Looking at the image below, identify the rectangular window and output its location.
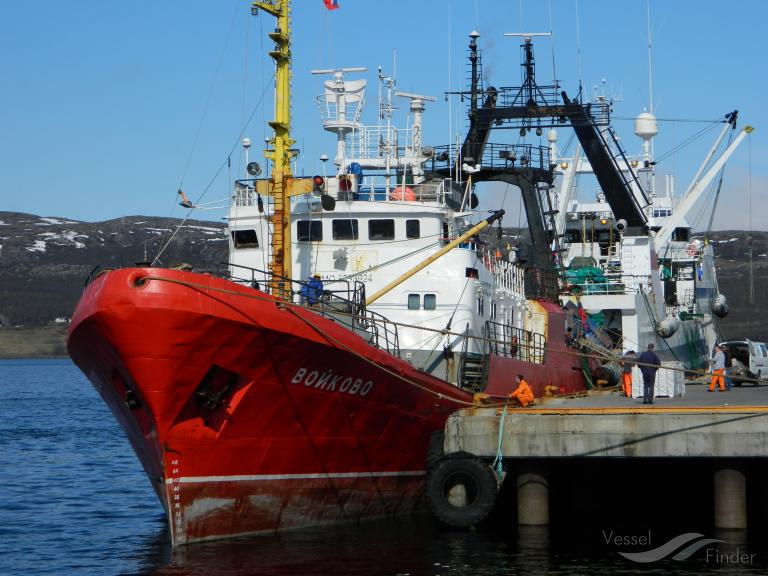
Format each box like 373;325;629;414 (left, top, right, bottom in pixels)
408;294;420;310
332;219;359;240
424;294;436;310
466;267;479;279
297;220;323;241
406;219;421;239
369;219;395;240
231;229;259;248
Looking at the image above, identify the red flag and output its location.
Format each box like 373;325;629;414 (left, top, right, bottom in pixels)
323;0;340;10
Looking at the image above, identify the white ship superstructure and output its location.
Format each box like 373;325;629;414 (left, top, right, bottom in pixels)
227;67;529;383
551;106;746;369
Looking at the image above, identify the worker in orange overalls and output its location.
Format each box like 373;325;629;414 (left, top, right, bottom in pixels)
620;350;637;398
509;374;534;407
709;344;726;392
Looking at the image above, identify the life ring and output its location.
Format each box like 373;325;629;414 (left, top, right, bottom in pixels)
338;175;353;192
390;186;415;201
426;453;498;527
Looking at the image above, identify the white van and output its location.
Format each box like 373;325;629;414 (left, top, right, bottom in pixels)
720;340;768;386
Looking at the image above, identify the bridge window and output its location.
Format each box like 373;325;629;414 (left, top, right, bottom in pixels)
297;220;323;241
672;228;690;242
369;219;395;240
408;294;420;310
406;219;421;239
231;229;259;249
332;219;359;240
424;294;436;310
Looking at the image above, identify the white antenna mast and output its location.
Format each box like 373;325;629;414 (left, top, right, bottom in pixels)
395;91;436;169
311;67;367;165
646;0;654;114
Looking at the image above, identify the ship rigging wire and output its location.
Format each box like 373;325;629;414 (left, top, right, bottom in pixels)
176;1;242;199
153;73;275;265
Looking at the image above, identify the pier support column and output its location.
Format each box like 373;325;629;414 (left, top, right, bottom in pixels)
714;465;747;530
517;465;549;526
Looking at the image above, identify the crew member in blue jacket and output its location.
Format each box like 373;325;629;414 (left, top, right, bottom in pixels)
637;343;661;405
300;274;324;306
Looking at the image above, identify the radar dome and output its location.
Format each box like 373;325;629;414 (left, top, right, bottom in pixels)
634;111;658;139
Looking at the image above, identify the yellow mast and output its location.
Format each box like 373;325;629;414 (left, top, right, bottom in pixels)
253;0;294;298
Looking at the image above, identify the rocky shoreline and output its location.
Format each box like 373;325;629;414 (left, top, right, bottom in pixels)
0;326;69;359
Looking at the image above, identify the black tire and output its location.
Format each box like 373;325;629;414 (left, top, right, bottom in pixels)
426;456;498;528
426;430;445;471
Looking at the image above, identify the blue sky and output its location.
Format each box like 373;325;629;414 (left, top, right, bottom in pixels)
1;0;765;229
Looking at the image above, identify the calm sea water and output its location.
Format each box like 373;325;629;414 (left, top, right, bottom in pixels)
1;358;767;575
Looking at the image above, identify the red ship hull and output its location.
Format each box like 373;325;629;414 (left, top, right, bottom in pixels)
67;268;474;544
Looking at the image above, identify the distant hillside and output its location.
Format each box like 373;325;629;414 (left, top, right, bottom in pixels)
0;212;227;328
0;211;766;351
700;231;768;342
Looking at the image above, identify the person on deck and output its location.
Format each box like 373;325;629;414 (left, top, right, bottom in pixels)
509;374;534;407
620;350;637;398
637;343;661;404
300;274;324;306
709;344;726;392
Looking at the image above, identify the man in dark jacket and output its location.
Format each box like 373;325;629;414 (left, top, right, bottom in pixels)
637;343;661;404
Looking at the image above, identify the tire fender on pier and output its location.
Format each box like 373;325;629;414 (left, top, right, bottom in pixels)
426;453;498;528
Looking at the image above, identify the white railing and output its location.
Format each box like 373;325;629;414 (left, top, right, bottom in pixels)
352;125;415;160
316;96;364;128
493;259;526;298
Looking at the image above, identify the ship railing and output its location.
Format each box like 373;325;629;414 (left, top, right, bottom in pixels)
491;258;526;298
216;263;400;356
664;243;703;260
233;180;259;207
337;173;446;204
352;124;415;161
429;143;552;173
232;175;447;207
567;274;652;296
485;320;546;364
316;95;364;128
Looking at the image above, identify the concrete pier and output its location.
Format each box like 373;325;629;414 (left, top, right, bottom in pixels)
445;402;768;459
438;385;768;529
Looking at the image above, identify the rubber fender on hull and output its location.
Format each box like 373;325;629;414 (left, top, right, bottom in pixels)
712;294;729;318
426;453;498;528
657;316;681;338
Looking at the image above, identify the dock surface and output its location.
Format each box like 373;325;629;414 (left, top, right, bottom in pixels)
446;382;768;459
